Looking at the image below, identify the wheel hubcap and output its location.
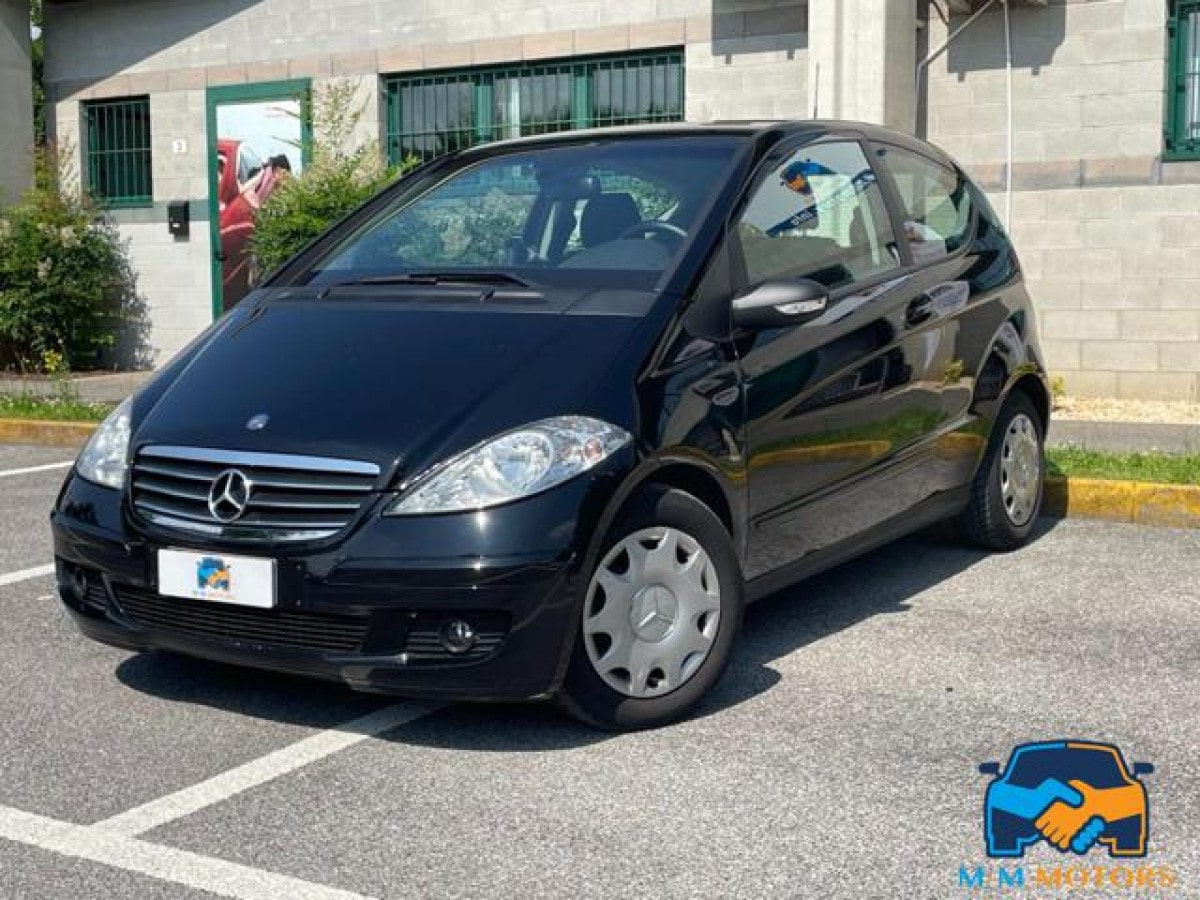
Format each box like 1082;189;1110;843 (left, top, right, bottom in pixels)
1000;412;1041;527
583;527;721;699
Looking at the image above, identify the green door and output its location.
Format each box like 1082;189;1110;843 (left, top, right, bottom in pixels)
205;80;312;317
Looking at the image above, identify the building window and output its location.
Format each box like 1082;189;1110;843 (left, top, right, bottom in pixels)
1168;3;1200;160
83;97;153;207
384;50;684;164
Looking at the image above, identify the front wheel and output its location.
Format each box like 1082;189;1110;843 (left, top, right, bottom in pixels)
557;487;742;731
957;392;1046;551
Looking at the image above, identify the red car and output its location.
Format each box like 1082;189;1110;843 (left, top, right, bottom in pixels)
216;139;284;310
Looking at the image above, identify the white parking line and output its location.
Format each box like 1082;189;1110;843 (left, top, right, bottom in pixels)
0;804;375;900
0;460;73;478
0;564;55;587
96;701;438;836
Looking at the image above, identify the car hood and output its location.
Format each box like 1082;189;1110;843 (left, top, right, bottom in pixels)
134;293;649;482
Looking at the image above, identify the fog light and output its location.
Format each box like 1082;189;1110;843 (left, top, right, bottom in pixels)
56;561;87;604
439;619;477;655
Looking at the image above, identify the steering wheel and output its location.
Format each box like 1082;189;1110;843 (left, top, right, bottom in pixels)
618;220;688;245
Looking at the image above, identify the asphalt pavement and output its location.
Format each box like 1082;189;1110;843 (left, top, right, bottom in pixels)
0;442;1196;899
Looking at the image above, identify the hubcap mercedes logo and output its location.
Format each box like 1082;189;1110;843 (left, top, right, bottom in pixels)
207;469;252;523
630;584;678;642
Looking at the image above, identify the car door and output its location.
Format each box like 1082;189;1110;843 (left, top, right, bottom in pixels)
734;135;950;580
870;140;990;495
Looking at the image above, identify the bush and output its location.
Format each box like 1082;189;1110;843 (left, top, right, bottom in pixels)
0;147;138;372
251;82;419;275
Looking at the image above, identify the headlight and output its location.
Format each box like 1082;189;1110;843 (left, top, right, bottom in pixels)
387;416;630;515
76;397;132;489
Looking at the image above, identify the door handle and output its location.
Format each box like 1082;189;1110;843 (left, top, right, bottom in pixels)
905;295;935;327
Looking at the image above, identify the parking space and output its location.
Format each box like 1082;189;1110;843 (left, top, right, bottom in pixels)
0;444;76;472
1;442;1197;898
0;449;72;575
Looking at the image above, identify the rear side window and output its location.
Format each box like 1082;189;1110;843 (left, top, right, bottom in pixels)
736;141;898;291
879;145;973;264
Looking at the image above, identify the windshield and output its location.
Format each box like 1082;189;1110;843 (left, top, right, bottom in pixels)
302;136;746;292
1007;746;1127;790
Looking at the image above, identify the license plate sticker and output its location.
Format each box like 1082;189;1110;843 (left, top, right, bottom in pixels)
158;549;276;609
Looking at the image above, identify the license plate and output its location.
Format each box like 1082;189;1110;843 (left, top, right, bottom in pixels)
158;549;276;609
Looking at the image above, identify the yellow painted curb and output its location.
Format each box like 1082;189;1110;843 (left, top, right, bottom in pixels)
1132;481;1200;529
1043;476;1200;528
0;419;96;447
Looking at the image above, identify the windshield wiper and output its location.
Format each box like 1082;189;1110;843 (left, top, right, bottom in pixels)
318;271;530;295
316;270;542;303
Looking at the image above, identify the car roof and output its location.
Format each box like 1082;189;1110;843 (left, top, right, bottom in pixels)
457;120;957;169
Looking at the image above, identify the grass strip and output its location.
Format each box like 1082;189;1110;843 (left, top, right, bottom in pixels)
1047;447;1200;486
0;392;116;422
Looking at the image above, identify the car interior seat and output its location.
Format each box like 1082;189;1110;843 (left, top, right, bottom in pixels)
545;205;578;261
580;193;641;247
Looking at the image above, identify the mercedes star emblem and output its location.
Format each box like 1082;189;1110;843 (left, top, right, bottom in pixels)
207;469;252;523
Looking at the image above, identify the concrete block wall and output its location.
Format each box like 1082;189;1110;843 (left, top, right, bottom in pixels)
44;0;807;364
808;0;917;131
0;0;32;204
684;5;807;122
49;87;214;363
926;0;1200;401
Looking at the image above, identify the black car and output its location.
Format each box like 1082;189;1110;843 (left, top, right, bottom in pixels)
53;121;1048;730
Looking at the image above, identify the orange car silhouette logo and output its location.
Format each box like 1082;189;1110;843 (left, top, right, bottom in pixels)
980;740;1152;858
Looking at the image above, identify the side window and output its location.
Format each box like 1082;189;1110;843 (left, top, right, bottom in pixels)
879;145;973;264
736;141;897;291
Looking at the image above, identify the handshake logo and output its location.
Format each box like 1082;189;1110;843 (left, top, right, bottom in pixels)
982;741;1152;858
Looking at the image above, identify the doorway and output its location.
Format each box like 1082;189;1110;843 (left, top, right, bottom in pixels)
205;80;311;317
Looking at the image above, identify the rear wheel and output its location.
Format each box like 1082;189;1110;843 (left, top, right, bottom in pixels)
557;487;742;731
957;392;1045;550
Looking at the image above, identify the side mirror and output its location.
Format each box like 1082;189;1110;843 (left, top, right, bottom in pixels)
732;278;828;331
978;762;1001;776
1133;762;1154;776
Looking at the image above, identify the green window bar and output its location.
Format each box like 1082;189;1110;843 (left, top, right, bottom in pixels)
1167;2;1200;160
84;97;153;207
384;50;684;165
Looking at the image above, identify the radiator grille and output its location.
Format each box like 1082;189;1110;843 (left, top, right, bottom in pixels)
130;446;380;542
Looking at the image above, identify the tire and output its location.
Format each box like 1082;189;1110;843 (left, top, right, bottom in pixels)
557;486;743;731
957;391;1045;551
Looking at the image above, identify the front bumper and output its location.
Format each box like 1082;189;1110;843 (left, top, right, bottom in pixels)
51;471;609;701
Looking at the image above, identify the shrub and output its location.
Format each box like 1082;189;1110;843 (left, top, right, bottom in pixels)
1050;375;1068;408
251;82;419;276
0;146;138;372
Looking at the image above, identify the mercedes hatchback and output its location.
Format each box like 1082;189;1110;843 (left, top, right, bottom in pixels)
53;122;1048;730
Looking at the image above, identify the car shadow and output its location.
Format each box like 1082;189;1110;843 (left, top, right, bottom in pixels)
115;518;1061;750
